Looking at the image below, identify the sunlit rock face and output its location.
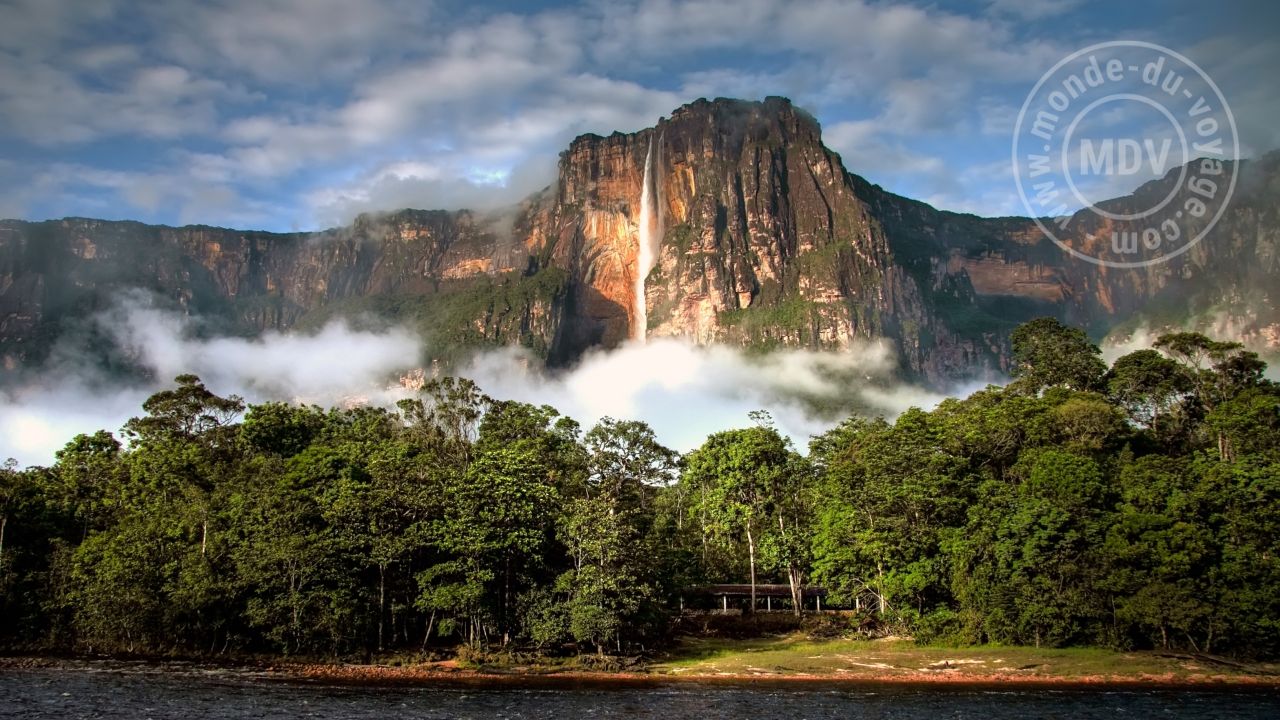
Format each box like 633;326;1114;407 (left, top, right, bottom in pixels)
1;97;1277;386
514;97;1003;382
526;97;1278;382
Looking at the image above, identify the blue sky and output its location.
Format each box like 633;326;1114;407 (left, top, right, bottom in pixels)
1;0;1275;232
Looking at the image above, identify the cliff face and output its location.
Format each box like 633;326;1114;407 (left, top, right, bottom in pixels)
889;151;1280;349
517;98;1004;381
2;97;1277;386
0;209;567;376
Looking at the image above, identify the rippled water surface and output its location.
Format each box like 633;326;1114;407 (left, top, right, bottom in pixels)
3;668;1279;719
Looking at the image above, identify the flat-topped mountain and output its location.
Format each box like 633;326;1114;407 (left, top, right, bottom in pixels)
2;97;1277;386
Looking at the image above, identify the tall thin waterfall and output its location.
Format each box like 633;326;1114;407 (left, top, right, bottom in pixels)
634;136;662;341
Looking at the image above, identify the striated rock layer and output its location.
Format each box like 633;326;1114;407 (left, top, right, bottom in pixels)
1;97;1277;386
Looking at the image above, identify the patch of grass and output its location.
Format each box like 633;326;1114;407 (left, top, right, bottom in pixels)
650;634;1277;680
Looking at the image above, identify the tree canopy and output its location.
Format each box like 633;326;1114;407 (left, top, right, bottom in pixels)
1;319;1278;660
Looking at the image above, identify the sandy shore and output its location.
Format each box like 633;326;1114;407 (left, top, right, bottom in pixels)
274;662;1280;689
5;655;1279;690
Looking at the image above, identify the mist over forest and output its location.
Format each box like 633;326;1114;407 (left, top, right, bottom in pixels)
3;318;1278;660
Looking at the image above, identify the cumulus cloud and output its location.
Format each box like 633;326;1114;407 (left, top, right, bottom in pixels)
0;294;952;466
825;120;951;180
0;0;1074;228
15;163;283;230
593;0;1060;83
1184;30;1280;159
0;0;1271;232
306;155;560;227
156;0;435;86
92;297;423;401
0;294;425;465
0;0;117;60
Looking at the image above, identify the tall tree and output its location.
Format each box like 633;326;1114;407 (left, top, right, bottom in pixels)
1107;349;1192;432
684;423;797;613
1010;317;1107;394
583;417;678;507
420;441;558;647
812;410;968;622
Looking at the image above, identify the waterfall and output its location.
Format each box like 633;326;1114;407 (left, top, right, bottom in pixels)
634;135;662;341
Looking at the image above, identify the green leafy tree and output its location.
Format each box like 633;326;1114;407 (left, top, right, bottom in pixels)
4;319;1279;662
420;443;557;648
684;422;801;613
1107;349;1192;432
397;376;488;466
1102;456;1213;650
956;449;1109;647
583;417;678;507
544;418;677;652
1050;392;1128;454
1206;388;1280;461
240;403;325;458
1010;317;1107;394
1;459;21;570
555;497;653;653
812;410;968;627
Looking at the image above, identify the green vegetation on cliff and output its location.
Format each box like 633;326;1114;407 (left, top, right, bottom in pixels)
717;297;831;348
295;266;570;362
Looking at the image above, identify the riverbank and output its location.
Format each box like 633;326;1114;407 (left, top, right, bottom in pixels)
7;663;1280;720
5;635;1277;689
645;635;1280;687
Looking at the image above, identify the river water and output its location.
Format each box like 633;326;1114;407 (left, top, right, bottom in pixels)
2;667;1279;719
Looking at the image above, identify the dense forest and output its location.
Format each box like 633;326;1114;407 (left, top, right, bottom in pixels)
1;319;1277;660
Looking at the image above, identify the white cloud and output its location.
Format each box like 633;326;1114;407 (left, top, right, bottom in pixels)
70;44;141;72
1183;33;1280;159
156;0;436;85
0;0;118;59
922;160;1025;217
0;293;952;465
0;0;1269;233
472;336;953;453
879;78;973;135
0;294;426;465
826;120;944;176
20;162;284;230
986;0;1082;21
978;98;1019;137
305;154;559;226
191;0;1059;215
824;118;967;203
0;57;255;145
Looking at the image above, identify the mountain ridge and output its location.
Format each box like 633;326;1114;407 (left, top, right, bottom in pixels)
1;97;1277;387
